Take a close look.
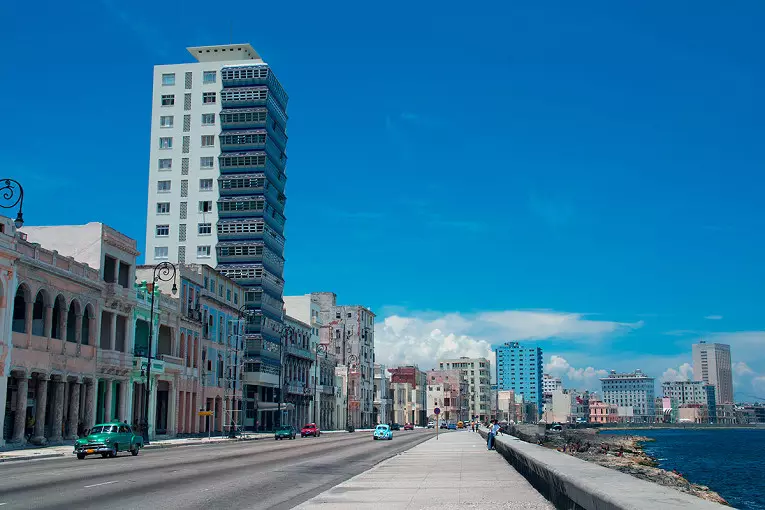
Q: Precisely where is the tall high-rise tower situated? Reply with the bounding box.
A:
[494,342,544,418]
[145,44,289,429]
[692,341,733,404]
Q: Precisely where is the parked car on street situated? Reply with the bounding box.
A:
[390,423,401,431]
[301,423,321,437]
[448,422,457,430]
[440,421,449,429]
[73,420,143,460]
[373,424,393,440]
[275,425,296,440]
[403,422,414,430]
[457,421,465,428]
[427,421,435,429]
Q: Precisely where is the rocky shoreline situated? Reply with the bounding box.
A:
[540,428,729,506]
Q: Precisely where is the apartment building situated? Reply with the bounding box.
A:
[426,369,468,423]
[143,44,290,425]
[437,357,491,421]
[495,342,544,419]
[313,292,376,428]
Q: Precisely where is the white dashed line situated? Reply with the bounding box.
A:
[83,481,118,488]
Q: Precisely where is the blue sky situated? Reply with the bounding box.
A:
[6,1,765,398]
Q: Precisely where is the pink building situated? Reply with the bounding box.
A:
[589,399,618,423]
[426,369,468,422]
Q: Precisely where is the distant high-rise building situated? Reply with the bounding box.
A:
[600,369,655,423]
[495,342,544,418]
[437,357,492,421]
[692,341,734,404]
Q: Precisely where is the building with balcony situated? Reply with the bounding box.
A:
[373,364,392,426]
[495,342,543,420]
[388,366,427,426]
[282,315,313,430]
[437,357,492,422]
[313,292,376,428]
[143,45,290,432]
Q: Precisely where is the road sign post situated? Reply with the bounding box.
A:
[434,407,441,440]
[198,410,214,440]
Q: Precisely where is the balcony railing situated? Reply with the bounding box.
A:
[285,343,313,361]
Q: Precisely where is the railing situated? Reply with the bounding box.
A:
[160,354,184,366]
[285,344,313,361]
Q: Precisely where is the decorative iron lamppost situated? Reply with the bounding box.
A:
[313,343,327,424]
[0,179,24,228]
[143,262,177,444]
[346,353,359,432]
[277,324,296,428]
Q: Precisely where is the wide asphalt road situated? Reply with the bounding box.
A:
[0,429,436,509]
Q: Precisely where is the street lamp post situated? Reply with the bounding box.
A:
[314,344,327,424]
[230,304,248,438]
[346,354,358,432]
[277,324,296,429]
[143,262,177,444]
[0,179,25,228]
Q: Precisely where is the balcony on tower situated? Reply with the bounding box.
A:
[216,241,285,273]
[217,195,266,219]
[221,64,289,112]
[244,288,284,319]
[216,263,284,297]
[216,219,285,252]
[219,108,288,149]
[219,129,286,168]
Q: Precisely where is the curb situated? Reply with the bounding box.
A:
[143,435,264,450]
[0,453,66,463]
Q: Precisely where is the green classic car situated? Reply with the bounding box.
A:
[274,425,296,440]
[73,420,144,459]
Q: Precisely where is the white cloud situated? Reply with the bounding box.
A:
[547,355,608,390]
[734,361,755,378]
[476,310,641,344]
[373,309,638,372]
[661,363,694,382]
[704,315,723,320]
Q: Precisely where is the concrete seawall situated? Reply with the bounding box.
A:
[479,428,730,510]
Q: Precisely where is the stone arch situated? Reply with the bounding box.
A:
[51,294,66,340]
[82,303,95,345]
[12,283,32,333]
[31,289,50,336]
[66,299,82,343]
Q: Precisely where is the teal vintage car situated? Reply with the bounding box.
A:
[373,424,392,440]
[73,420,144,459]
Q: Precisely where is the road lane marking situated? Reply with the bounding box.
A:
[84,481,118,488]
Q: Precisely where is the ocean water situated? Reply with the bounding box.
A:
[602,428,765,510]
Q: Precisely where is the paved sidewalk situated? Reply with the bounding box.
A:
[295,430,553,509]
[0,433,272,462]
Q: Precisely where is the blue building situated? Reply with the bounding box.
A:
[214,51,289,430]
[495,342,544,418]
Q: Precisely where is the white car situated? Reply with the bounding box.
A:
[427,421,435,429]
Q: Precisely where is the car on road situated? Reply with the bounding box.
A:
[73,420,143,460]
[373,424,393,440]
[301,423,321,437]
[440,422,449,429]
[390,423,401,431]
[447,422,457,430]
[457,421,464,429]
[427,421,435,429]
[275,425,296,440]
[403,422,414,430]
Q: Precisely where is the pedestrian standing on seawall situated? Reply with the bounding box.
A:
[487,420,501,450]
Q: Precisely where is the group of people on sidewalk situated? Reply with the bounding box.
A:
[486,419,502,450]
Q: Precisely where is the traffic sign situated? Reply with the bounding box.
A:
[434,407,441,415]
[198,410,213,416]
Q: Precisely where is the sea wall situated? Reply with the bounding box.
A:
[479,428,729,510]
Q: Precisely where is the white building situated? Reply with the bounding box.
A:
[692,341,733,405]
[542,374,562,395]
[373,364,391,425]
[661,380,709,405]
[600,369,656,423]
[437,357,492,421]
